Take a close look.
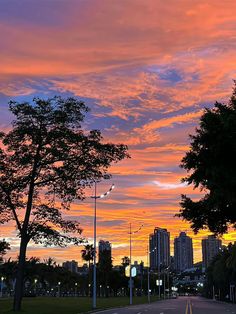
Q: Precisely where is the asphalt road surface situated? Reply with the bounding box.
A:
[95,296,236,314]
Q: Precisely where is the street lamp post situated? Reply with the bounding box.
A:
[1,277,5,298]
[163,266,170,299]
[147,246,150,303]
[128,223,143,305]
[34,279,38,296]
[58,282,61,297]
[88,283,91,297]
[91,181,115,310]
[75,282,78,297]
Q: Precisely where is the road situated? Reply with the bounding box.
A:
[94,296,236,314]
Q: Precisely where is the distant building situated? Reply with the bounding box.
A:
[149,227,170,270]
[133,260,144,275]
[77,263,89,275]
[202,235,222,269]
[174,232,193,272]
[62,260,78,273]
[98,240,112,262]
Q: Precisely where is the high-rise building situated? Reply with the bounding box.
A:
[62,260,78,273]
[174,232,193,272]
[149,227,170,270]
[98,240,112,262]
[202,235,222,269]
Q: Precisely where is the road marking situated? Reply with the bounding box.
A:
[137,312,142,314]
[185,300,189,314]
[189,300,193,314]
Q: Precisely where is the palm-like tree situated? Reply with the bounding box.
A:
[81,244,94,269]
[121,256,130,268]
[81,244,94,296]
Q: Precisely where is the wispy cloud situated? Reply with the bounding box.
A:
[154,180,188,190]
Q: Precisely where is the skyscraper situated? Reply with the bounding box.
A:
[62,260,78,273]
[149,227,170,270]
[174,232,193,272]
[98,240,112,262]
[202,235,222,269]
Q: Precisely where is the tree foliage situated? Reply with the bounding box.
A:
[81,244,94,267]
[179,83,236,234]
[98,249,113,297]
[0,97,129,245]
[0,239,10,261]
[0,96,129,310]
[204,243,236,300]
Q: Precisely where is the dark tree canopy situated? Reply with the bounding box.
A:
[179,83,236,234]
[0,96,129,246]
[0,96,129,310]
[81,244,94,266]
[0,239,10,261]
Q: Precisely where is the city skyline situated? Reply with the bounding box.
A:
[38,232,222,268]
[1,0,236,265]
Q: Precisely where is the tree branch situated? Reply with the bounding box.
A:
[22,142,42,236]
[0,183,22,233]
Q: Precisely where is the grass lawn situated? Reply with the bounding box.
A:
[0,296,159,314]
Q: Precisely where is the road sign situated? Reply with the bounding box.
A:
[125,266,137,277]
[156,279,163,286]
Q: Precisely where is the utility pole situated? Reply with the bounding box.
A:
[128,223,143,305]
[129,223,132,305]
[147,246,150,303]
[92,181,97,310]
[158,234,161,299]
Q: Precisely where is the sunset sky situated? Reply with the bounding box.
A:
[1,0,236,266]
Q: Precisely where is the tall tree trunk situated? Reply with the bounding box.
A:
[13,237,28,311]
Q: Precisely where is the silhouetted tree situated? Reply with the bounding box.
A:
[121,256,130,269]
[0,239,10,262]
[81,244,95,269]
[204,243,236,300]
[179,83,236,234]
[98,250,113,297]
[81,244,94,293]
[0,97,129,311]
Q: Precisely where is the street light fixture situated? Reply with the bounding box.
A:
[91,181,115,310]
